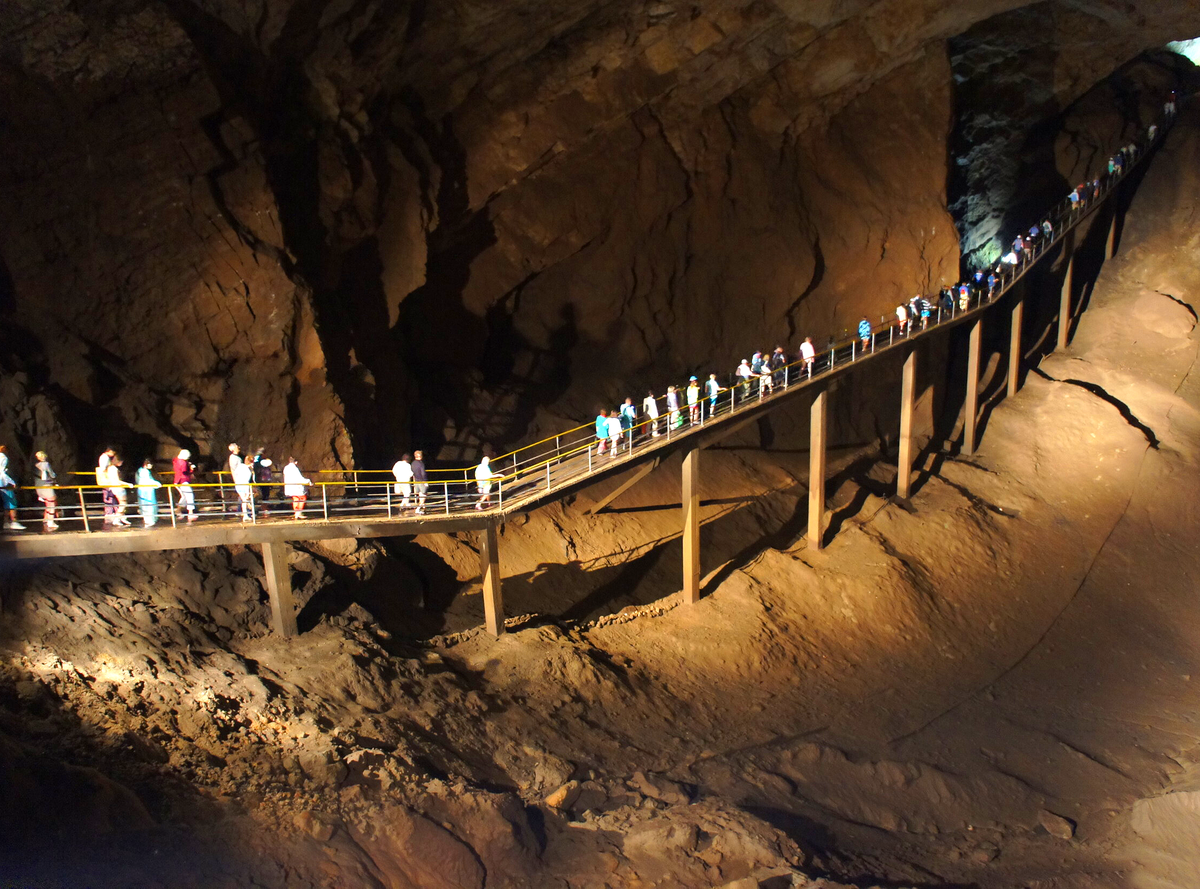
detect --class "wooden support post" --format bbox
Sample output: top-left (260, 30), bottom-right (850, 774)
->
top-left (964, 318), bottom-right (982, 457)
top-left (682, 448), bottom-right (701, 604)
top-left (808, 390), bottom-right (827, 550)
top-left (1008, 296), bottom-right (1024, 398)
top-left (897, 350), bottom-right (917, 500)
top-left (1106, 213), bottom-right (1118, 259)
top-left (480, 521), bottom-right (505, 637)
top-left (585, 458), bottom-right (661, 515)
top-left (261, 542), bottom-right (297, 637)
top-left (1058, 251), bottom-right (1075, 351)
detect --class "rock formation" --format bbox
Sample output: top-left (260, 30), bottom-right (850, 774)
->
top-left (3, 1), bottom-right (1200, 886)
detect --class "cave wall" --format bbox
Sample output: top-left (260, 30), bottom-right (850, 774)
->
top-left (0, 0), bottom-right (1198, 477)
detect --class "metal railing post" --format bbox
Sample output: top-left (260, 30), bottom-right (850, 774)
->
top-left (386, 483), bottom-right (392, 518)
top-left (167, 486), bottom-right (176, 529)
top-left (556, 435), bottom-right (561, 464)
top-left (445, 481), bottom-right (450, 514)
top-left (353, 470), bottom-right (359, 493)
top-left (322, 485), bottom-right (328, 520)
top-left (78, 488), bottom-right (91, 533)
top-left (498, 477), bottom-right (503, 509)
top-left (250, 485), bottom-right (257, 523)
top-left (546, 462), bottom-right (551, 491)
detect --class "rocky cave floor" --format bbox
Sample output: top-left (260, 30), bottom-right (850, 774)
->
top-left (4, 100), bottom-right (1200, 889)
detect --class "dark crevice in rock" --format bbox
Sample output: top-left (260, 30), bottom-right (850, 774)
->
top-left (1156, 289), bottom-right (1199, 326)
top-left (1031, 367), bottom-right (1160, 448)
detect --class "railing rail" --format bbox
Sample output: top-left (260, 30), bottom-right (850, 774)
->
top-left (4, 116), bottom-right (1166, 537)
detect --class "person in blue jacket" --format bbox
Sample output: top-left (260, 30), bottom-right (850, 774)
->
top-left (858, 318), bottom-right (872, 352)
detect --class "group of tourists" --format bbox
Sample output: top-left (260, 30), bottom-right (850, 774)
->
top-left (0, 443), bottom-right (319, 533)
top-left (1, 99), bottom-right (1177, 534)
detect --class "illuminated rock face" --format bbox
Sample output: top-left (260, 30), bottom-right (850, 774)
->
top-left (0, 1), bottom-right (1196, 474)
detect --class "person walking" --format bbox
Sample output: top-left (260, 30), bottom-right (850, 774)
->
top-left (857, 317), bottom-right (872, 353)
top-left (225, 443), bottom-right (242, 513)
top-left (135, 458), bottom-right (161, 527)
top-left (666, 385), bottom-right (681, 430)
top-left (642, 391), bottom-right (661, 437)
top-left (392, 453), bottom-right (414, 512)
top-left (474, 455), bottom-right (499, 509)
top-left (104, 456), bottom-right (133, 528)
top-left (283, 457), bottom-right (312, 519)
top-left (735, 360), bottom-right (754, 401)
top-left (595, 409), bottom-right (609, 455)
top-left (605, 410), bottom-right (623, 455)
top-left (33, 451), bottom-right (58, 532)
top-left (231, 456), bottom-right (254, 522)
top-left (412, 450), bottom-right (428, 514)
top-left (770, 346), bottom-right (787, 387)
top-left (758, 362), bottom-right (774, 398)
top-left (895, 303), bottom-right (908, 336)
top-left (619, 397), bottom-right (637, 444)
top-left (705, 373), bottom-right (720, 418)
top-left (173, 449), bottom-right (197, 523)
top-left (97, 450), bottom-right (118, 526)
top-left (251, 450), bottom-right (273, 516)
top-left (686, 376), bottom-right (701, 425)
top-left (799, 337), bottom-right (816, 377)
top-left (0, 445), bottom-right (25, 531)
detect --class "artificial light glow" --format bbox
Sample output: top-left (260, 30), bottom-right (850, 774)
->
top-left (1167, 39), bottom-right (1200, 65)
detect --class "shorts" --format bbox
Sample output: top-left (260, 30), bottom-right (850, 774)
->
top-left (0, 487), bottom-right (16, 510)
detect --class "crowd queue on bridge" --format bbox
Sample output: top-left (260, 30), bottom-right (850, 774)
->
top-left (0, 100), bottom-right (1175, 536)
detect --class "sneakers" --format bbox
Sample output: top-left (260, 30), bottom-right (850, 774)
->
top-left (4, 521), bottom-right (26, 531)
top-left (44, 521), bottom-right (59, 532)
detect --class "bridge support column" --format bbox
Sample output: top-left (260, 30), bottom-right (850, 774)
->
top-left (964, 318), bottom-right (982, 457)
top-left (1058, 250), bottom-right (1075, 351)
top-left (1106, 212), bottom-right (1118, 259)
top-left (480, 521), bottom-right (505, 637)
top-left (1008, 296), bottom-right (1024, 398)
top-left (261, 542), bottom-right (297, 637)
top-left (808, 390), bottom-right (827, 550)
top-left (897, 350), bottom-right (918, 500)
top-left (682, 448), bottom-right (701, 604)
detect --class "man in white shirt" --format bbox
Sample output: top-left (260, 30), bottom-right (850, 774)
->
top-left (392, 453), bottom-right (414, 511)
top-left (799, 338), bottom-right (816, 377)
top-left (642, 391), bottom-right (660, 437)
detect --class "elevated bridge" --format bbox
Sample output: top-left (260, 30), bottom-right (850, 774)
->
top-left (0, 116), bottom-right (1166, 638)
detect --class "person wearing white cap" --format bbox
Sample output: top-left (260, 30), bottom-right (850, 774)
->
top-left (686, 376), bottom-right (700, 425)
top-left (474, 456), bottom-right (499, 509)
top-left (173, 449), bottom-right (197, 522)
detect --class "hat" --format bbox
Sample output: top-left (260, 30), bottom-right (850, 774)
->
top-left (178, 449), bottom-right (191, 460)
top-left (689, 375), bottom-right (697, 381)
top-left (260, 458), bottom-right (272, 468)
